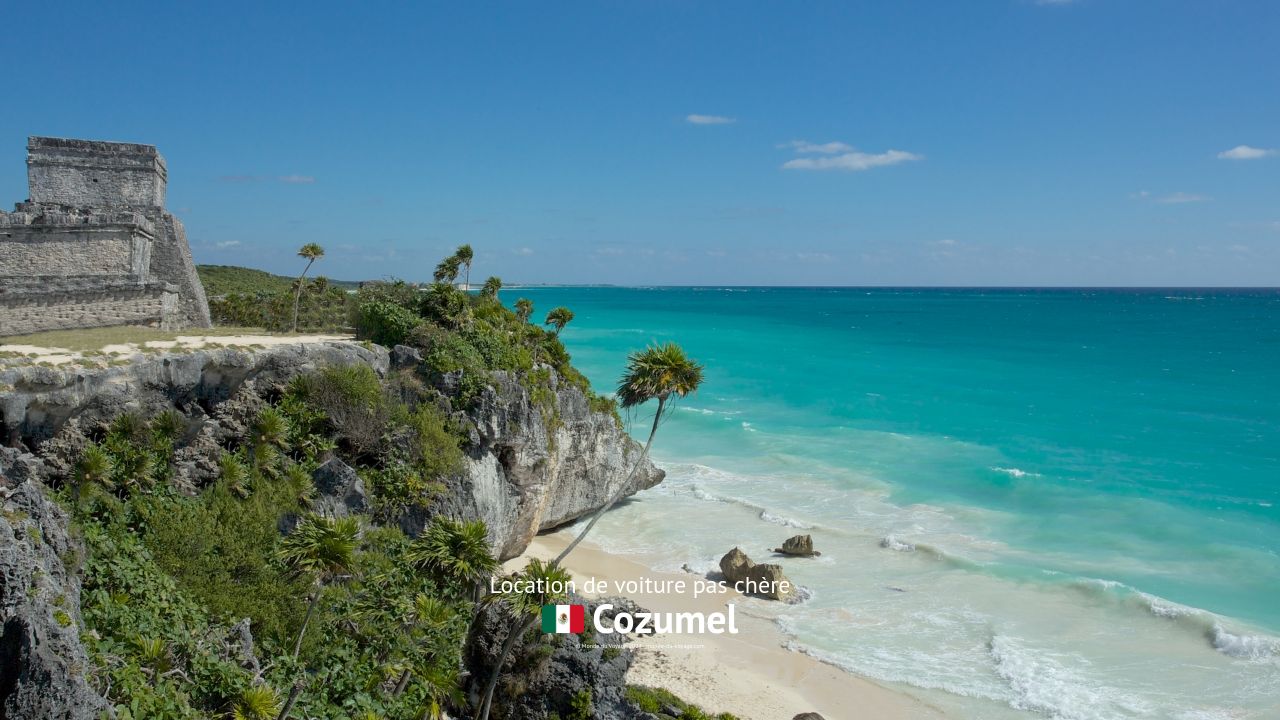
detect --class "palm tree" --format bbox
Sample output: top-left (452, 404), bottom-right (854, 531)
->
top-left (544, 307), bottom-right (574, 336)
top-left (476, 558), bottom-right (573, 720)
top-left (407, 516), bottom-right (497, 597)
top-left (514, 298), bottom-right (533, 322)
top-left (480, 276), bottom-right (502, 300)
top-left (455, 244), bottom-right (474, 292)
top-left (433, 256), bottom-right (461, 284)
top-left (278, 514), bottom-right (361, 658)
top-left (291, 243), bottom-right (325, 333)
top-left (554, 342), bottom-right (703, 564)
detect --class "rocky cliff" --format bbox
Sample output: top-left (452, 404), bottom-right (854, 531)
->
top-left (436, 366), bottom-right (663, 559)
top-left (1, 341), bottom-right (661, 557)
top-left (0, 340), bottom-right (662, 716)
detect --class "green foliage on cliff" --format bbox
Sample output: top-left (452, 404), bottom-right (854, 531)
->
top-left (65, 373), bottom-right (490, 719)
top-left (624, 686), bottom-right (741, 720)
top-left (346, 252), bottom-right (617, 425)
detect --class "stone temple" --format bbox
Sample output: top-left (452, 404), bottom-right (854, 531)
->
top-left (0, 136), bottom-right (211, 337)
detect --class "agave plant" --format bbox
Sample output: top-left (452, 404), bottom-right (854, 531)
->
top-left (231, 684), bottom-right (281, 720)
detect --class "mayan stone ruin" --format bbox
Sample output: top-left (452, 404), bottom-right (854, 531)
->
top-left (0, 136), bottom-right (211, 336)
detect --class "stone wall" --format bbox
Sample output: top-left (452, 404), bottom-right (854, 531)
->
top-left (0, 284), bottom-right (176, 336)
top-left (27, 136), bottom-right (167, 207)
top-left (0, 211), bottom-right (155, 281)
top-left (0, 136), bottom-right (210, 336)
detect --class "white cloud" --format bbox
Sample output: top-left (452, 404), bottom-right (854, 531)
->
top-left (780, 140), bottom-right (854, 154)
top-left (1217, 145), bottom-right (1276, 160)
top-left (1132, 190), bottom-right (1209, 204)
top-left (782, 148), bottom-right (922, 172)
top-left (1155, 192), bottom-right (1209, 204)
top-left (686, 114), bottom-right (736, 125)
top-left (215, 240), bottom-right (241, 249)
top-left (278, 174), bottom-right (316, 184)
top-left (513, 247), bottom-right (534, 256)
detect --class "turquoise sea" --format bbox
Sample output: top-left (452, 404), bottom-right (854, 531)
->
top-left (514, 287), bottom-right (1280, 720)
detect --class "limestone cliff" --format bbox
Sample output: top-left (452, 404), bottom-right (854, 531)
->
top-left (434, 367), bottom-right (663, 560)
top-left (0, 339), bottom-right (661, 556)
top-left (0, 339), bottom-right (663, 717)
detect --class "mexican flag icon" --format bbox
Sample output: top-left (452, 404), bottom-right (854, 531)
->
top-left (542, 604), bottom-right (585, 634)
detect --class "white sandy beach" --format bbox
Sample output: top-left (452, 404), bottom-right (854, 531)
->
top-left (512, 530), bottom-right (948, 720)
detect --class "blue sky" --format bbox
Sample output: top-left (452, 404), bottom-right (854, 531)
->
top-left (2, 1), bottom-right (1277, 286)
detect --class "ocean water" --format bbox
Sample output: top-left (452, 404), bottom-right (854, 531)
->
top-left (513, 287), bottom-right (1280, 720)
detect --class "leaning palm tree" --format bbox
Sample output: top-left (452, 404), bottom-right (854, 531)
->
top-left (291, 243), bottom-right (325, 333)
top-left (455, 244), bottom-right (474, 291)
top-left (554, 342), bottom-right (703, 564)
top-left (544, 307), bottom-right (574, 336)
top-left (514, 298), bottom-right (533, 323)
top-left (433, 255), bottom-right (461, 284)
top-left (277, 514), bottom-right (361, 658)
top-left (476, 558), bottom-right (573, 720)
top-left (480, 276), bottom-right (502, 300)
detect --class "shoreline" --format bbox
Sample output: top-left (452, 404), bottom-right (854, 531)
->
top-left (511, 529), bottom-right (949, 720)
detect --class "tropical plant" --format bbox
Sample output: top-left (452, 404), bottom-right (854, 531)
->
top-left (476, 558), bottom-right (573, 720)
top-left (433, 255), bottom-right (461, 284)
top-left (514, 298), bottom-right (533, 322)
top-left (291, 243), bottom-right (325, 333)
top-left (277, 514), bottom-right (361, 657)
top-left (555, 342), bottom-right (703, 563)
top-left (455, 244), bottom-right (474, 291)
top-left (544, 307), bottom-right (574, 336)
top-left (480, 276), bottom-right (502, 300)
top-left (231, 684), bottom-right (281, 720)
top-left (407, 516), bottom-right (497, 595)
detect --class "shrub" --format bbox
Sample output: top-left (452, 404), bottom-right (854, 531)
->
top-left (569, 688), bottom-right (593, 720)
top-left (291, 364), bottom-right (389, 457)
top-left (355, 300), bottom-right (420, 347)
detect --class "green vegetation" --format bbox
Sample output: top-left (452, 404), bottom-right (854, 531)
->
top-left (0, 325), bottom-right (263, 353)
top-left (50, 247), bottom-right (700, 720)
top-left (197, 264), bottom-right (358, 297)
top-left (625, 686), bottom-right (740, 720)
top-left (64, 365), bottom-right (489, 719)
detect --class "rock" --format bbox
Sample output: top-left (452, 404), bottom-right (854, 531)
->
top-left (464, 594), bottom-right (634, 720)
top-left (0, 482), bottom-right (110, 718)
top-left (744, 563), bottom-right (796, 602)
top-left (793, 714), bottom-right (826, 720)
top-left (719, 547), bottom-right (754, 584)
top-left (774, 533), bottom-right (820, 557)
top-left (310, 457), bottom-right (369, 518)
top-left (429, 367), bottom-right (664, 559)
top-left (662, 704), bottom-right (685, 717)
top-left (389, 344), bottom-right (423, 370)
top-left (0, 340), bottom-right (389, 447)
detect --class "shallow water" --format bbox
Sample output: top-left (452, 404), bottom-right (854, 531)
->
top-left (513, 287), bottom-right (1280, 719)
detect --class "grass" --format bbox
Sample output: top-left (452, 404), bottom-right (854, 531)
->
top-left (0, 326), bottom-right (307, 353)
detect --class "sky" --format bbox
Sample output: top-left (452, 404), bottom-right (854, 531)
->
top-left (1, 1), bottom-right (1277, 286)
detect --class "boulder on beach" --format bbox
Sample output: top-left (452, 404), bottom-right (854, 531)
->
top-left (719, 547), bottom-right (754, 583)
top-left (774, 533), bottom-right (820, 557)
top-left (793, 714), bottom-right (826, 720)
top-left (745, 562), bottom-right (796, 602)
